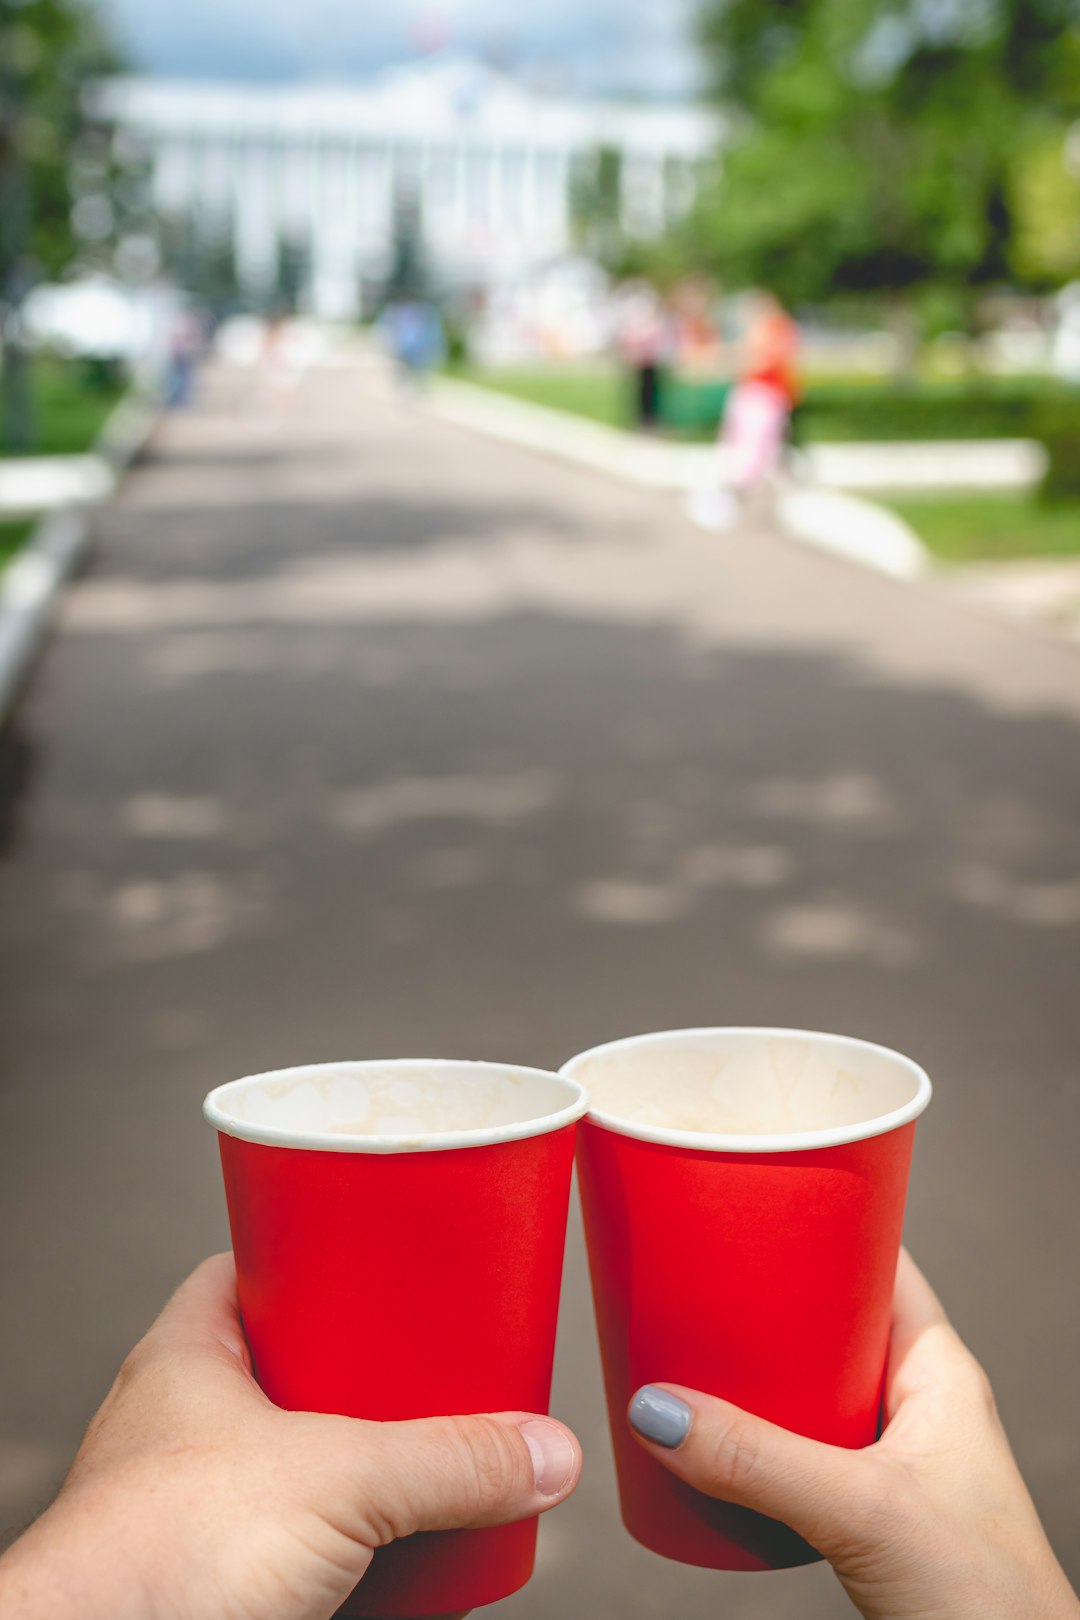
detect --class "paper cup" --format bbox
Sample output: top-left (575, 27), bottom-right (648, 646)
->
top-left (561, 1028), bottom-right (931, 1572)
top-left (204, 1059), bottom-right (587, 1618)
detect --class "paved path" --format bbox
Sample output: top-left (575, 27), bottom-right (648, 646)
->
top-left (1, 361), bottom-right (1078, 1616)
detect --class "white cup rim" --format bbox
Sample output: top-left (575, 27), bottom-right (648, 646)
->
top-left (559, 1027), bottom-right (932, 1153)
top-left (204, 1059), bottom-right (588, 1155)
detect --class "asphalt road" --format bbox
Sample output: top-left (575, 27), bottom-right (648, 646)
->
top-left (1, 358), bottom-right (1078, 1616)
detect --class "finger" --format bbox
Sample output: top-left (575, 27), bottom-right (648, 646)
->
top-left (890, 1248), bottom-right (949, 1363)
top-left (627, 1384), bottom-right (870, 1552)
top-left (144, 1253), bottom-right (254, 1375)
top-left (323, 1411), bottom-right (582, 1544)
top-left (884, 1249), bottom-right (970, 1418)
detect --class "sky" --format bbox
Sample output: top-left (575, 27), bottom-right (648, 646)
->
top-left (97, 0), bottom-right (703, 99)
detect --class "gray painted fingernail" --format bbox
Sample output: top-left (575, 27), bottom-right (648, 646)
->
top-left (628, 1385), bottom-right (692, 1449)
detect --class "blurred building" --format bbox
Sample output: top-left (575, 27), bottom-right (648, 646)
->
top-left (93, 56), bottom-right (717, 319)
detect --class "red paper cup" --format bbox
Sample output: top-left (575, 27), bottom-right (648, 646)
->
top-left (561, 1027), bottom-right (931, 1572)
top-left (203, 1059), bottom-right (587, 1618)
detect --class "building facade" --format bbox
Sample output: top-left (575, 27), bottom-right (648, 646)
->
top-left (95, 57), bottom-right (718, 318)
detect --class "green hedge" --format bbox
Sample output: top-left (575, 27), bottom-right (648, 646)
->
top-left (796, 382), bottom-right (1080, 444)
top-left (1030, 403), bottom-right (1080, 501)
top-left (659, 376), bottom-right (1080, 446)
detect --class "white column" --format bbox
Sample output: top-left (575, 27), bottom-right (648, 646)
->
top-left (551, 148), bottom-right (571, 255)
top-left (152, 136), bottom-right (195, 216)
top-left (453, 140), bottom-right (468, 236)
top-left (198, 137), bottom-right (234, 235)
top-left (309, 138), bottom-right (362, 320)
top-left (233, 135), bottom-right (278, 296)
top-left (280, 133), bottom-right (313, 240)
top-left (487, 141), bottom-right (502, 233)
top-left (523, 145), bottom-right (540, 244)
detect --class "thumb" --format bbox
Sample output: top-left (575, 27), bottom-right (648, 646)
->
top-left (328, 1411), bottom-right (582, 1545)
top-left (628, 1384), bottom-right (877, 1555)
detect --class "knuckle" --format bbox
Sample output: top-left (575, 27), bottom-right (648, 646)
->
top-left (111, 1338), bottom-right (154, 1396)
top-left (948, 1341), bottom-right (998, 1418)
top-left (106, 1341), bottom-right (161, 1419)
top-left (965, 1357), bottom-right (997, 1415)
top-left (450, 1417), bottom-right (524, 1516)
top-left (705, 1414), bottom-right (761, 1495)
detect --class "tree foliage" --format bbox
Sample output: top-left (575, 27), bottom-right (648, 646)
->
top-left (1, 0), bottom-right (121, 450)
top-left (0, 0), bottom-right (121, 279)
top-left (685, 0), bottom-right (1080, 311)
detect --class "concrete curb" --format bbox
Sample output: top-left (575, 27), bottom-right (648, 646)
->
top-left (804, 437), bottom-right (1044, 495)
top-left (775, 487), bottom-right (929, 581)
top-left (429, 375), bottom-right (716, 491)
top-left (96, 389), bottom-right (163, 475)
top-left (0, 509), bottom-right (93, 723)
top-left (428, 375), bottom-right (930, 580)
top-left (0, 390), bottom-right (161, 725)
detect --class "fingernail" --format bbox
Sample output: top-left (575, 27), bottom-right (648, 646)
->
top-left (628, 1385), bottom-right (692, 1449)
top-left (519, 1419), bottom-right (575, 1496)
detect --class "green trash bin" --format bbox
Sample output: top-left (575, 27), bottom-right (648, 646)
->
top-left (659, 375), bottom-right (730, 435)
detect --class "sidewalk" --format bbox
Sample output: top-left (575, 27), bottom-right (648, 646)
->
top-left (943, 557), bottom-right (1080, 643)
top-left (2, 361), bottom-right (1078, 1612)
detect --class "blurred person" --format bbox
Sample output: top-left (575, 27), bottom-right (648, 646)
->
top-left (261, 309), bottom-right (300, 394)
top-left (722, 288), bottom-right (800, 489)
top-left (164, 305), bottom-right (205, 409)
top-left (377, 297), bottom-right (446, 390)
top-left (614, 280), bottom-right (670, 430)
top-left (688, 289), bottom-right (800, 530)
top-left (1, 1250), bottom-right (1075, 1620)
top-left (670, 273), bottom-right (721, 374)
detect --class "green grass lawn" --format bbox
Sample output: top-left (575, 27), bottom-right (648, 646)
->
top-left (0, 360), bottom-right (126, 459)
top-left (885, 495), bottom-right (1080, 564)
top-left (0, 519), bottom-right (34, 574)
top-left (0, 361), bottom-right (127, 573)
top-left (446, 361), bottom-right (632, 429)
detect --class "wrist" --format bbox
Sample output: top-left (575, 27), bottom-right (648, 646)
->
top-left (0, 1492), bottom-right (165, 1620)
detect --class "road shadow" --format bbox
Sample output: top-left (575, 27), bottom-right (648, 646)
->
top-left (0, 724), bottom-right (36, 856)
top-left (1, 615), bottom-right (1079, 1615)
top-left (80, 495), bottom-right (587, 583)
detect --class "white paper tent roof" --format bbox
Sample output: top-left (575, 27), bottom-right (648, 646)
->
top-left (22, 277), bottom-right (143, 361)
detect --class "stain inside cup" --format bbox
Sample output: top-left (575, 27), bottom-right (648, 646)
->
top-left (231, 1064), bottom-right (565, 1139)
top-left (578, 1036), bottom-right (917, 1136)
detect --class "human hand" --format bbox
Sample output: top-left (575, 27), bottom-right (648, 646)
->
top-left (629, 1250), bottom-right (1079, 1620)
top-left (0, 1254), bottom-right (581, 1620)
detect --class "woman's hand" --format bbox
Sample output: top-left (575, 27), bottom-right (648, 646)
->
top-left (629, 1250), bottom-right (1078, 1620)
top-left (0, 1254), bottom-right (581, 1620)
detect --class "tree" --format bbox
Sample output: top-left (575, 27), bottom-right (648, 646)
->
top-left (380, 186), bottom-right (431, 305)
top-left (685, 0), bottom-right (1080, 324)
top-left (0, 0), bottom-right (120, 449)
top-left (570, 145), bottom-right (625, 268)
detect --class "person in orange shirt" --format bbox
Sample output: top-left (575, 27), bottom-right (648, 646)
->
top-left (720, 289), bottom-right (801, 494)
